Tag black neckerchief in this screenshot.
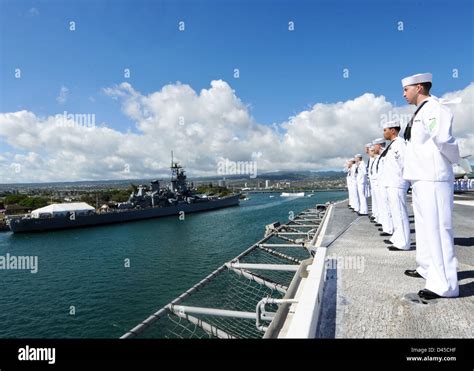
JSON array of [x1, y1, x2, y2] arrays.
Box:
[[370, 156, 377, 175], [403, 100, 429, 141], [376, 138, 398, 172], [374, 152, 383, 173]]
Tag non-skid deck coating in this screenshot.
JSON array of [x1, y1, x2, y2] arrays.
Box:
[[316, 194, 474, 338]]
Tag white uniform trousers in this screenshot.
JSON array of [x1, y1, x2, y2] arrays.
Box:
[[365, 179, 371, 198], [387, 186, 410, 250], [347, 178, 353, 207], [357, 180, 368, 214], [412, 181, 459, 297], [370, 180, 378, 219], [379, 185, 393, 234], [351, 180, 360, 212]]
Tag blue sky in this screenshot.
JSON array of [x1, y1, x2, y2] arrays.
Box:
[[1, 0, 472, 127], [0, 0, 472, 182]]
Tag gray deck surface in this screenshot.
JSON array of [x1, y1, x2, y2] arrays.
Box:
[[316, 192, 474, 338]]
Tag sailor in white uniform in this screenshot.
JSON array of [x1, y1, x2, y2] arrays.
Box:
[[364, 144, 372, 199], [349, 158, 360, 212], [355, 154, 368, 215], [379, 120, 411, 251], [345, 160, 354, 208], [373, 138, 394, 236], [367, 146, 378, 222], [369, 139, 384, 225], [364, 143, 372, 205], [401, 72, 460, 300]]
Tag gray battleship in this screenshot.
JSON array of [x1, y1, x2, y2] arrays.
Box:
[[7, 159, 240, 233]]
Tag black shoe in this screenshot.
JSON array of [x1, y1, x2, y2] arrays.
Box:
[[370, 220, 376, 223], [358, 213, 368, 216], [383, 239, 392, 244], [380, 232, 391, 237], [404, 269, 423, 278], [388, 245, 408, 251], [375, 223, 382, 227], [418, 289, 442, 300], [378, 228, 383, 231]]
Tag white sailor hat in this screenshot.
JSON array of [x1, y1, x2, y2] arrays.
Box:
[[372, 138, 385, 145], [381, 120, 401, 129], [355, 154, 362, 158], [364, 143, 372, 148], [401, 73, 432, 87]]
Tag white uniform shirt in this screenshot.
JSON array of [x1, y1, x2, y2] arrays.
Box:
[[356, 160, 367, 184], [350, 163, 358, 180], [381, 137, 409, 189], [368, 157, 376, 181], [367, 157, 373, 175], [403, 96, 460, 181], [372, 151, 385, 185], [345, 165, 352, 185]]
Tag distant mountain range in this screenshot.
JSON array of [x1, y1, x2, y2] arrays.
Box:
[[0, 170, 346, 189], [186, 170, 345, 182], [256, 170, 344, 181]]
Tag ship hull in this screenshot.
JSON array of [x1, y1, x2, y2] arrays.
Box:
[[8, 195, 240, 233]]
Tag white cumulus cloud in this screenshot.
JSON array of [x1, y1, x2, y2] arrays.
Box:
[[0, 80, 472, 183]]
